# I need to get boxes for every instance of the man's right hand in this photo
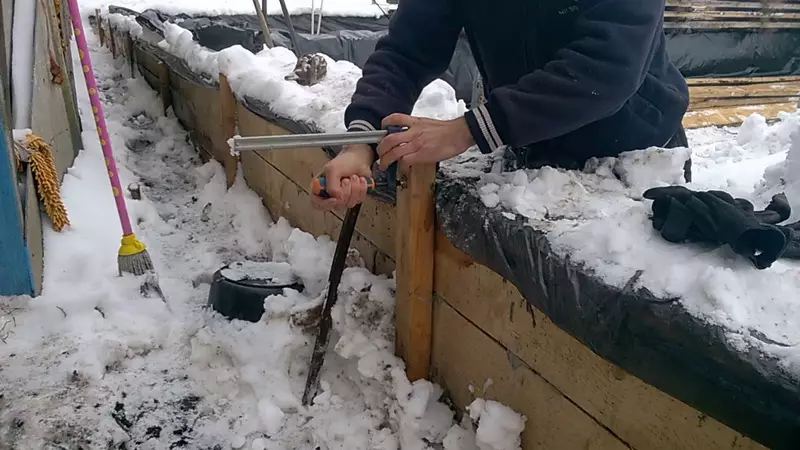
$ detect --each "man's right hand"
[311,144,374,211]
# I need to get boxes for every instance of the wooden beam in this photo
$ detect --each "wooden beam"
[156,61,171,115]
[218,74,239,187]
[690,81,800,101]
[433,299,632,450]
[665,1,800,12]
[665,20,800,28]
[432,234,767,450]
[395,164,436,382]
[96,9,104,46]
[686,76,800,86]
[683,101,799,128]
[107,18,116,57]
[689,96,800,111]
[665,10,800,20]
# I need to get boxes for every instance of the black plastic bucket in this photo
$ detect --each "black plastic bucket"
[207,261,304,322]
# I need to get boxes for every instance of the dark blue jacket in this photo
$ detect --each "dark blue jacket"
[344,0,690,161]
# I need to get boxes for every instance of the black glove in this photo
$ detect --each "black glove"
[643,186,790,269]
[781,220,800,259]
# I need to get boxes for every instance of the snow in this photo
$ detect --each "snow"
[220,261,297,285]
[82,0,396,18]
[97,14,466,133]
[444,109,800,374]
[0,17,523,450]
[11,0,37,129]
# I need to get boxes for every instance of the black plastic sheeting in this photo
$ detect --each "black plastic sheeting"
[115,7,488,104]
[667,30,800,78]
[117,6,800,105]
[435,176,800,450]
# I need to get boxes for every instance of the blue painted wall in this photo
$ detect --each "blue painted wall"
[0,92,34,296]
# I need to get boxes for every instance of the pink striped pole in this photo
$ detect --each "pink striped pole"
[66,1,134,236]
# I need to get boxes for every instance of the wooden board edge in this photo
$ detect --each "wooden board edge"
[432,230,767,450]
[432,297,631,450]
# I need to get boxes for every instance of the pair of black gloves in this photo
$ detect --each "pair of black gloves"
[643,186,800,269]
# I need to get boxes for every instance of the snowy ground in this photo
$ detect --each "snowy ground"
[443,112,800,375]
[0,18,524,450]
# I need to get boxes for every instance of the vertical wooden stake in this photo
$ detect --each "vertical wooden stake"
[126,35,135,78]
[107,19,116,57]
[156,61,171,114]
[96,9,105,46]
[395,164,436,382]
[219,74,239,187]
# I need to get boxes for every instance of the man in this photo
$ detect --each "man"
[312,0,690,210]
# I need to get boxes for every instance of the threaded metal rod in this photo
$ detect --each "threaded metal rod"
[232,130,389,152]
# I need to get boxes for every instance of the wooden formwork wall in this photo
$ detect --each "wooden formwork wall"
[99,20,773,450]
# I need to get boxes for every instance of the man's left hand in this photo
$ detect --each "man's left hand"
[376,114,475,172]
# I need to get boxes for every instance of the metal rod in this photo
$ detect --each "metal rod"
[277,0,302,56]
[252,0,275,48]
[233,130,388,151]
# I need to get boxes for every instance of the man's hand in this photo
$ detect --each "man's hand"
[310,144,374,211]
[376,114,475,172]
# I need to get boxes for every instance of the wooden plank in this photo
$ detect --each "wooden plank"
[236,104,397,261]
[432,232,767,450]
[689,95,800,110]
[686,76,800,86]
[665,10,800,20]
[218,74,239,187]
[107,18,117,57]
[96,9,104,46]
[665,20,800,28]
[666,1,800,11]
[690,81,800,102]
[395,164,436,382]
[239,151,395,276]
[432,298,631,450]
[156,61,171,114]
[683,101,799,128]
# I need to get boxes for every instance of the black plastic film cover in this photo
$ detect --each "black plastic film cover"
[111,6,800,107]
[666,30,800,78]
[434,175,800,450]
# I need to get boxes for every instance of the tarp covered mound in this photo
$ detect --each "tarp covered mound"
[434,169,800,450]
[120,7,800,105]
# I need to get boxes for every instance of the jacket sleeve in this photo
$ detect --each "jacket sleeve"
[343,0,462,134]
[464,0,666,154]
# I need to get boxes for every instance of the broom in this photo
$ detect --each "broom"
[65,1,164,299]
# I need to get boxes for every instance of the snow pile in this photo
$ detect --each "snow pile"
[220,261,297,285]
[106,12,144,39]
[0,20,523,449]
[446,110,800,372]
[212,41,466,133]
[82,0,396,18]
[96,9,466,133]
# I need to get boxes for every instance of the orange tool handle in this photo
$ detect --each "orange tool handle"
[312,176,376,198]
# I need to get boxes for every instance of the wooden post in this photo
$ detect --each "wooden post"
[394,164,436,381]
[126,35,135,78]
[107,19,116,57]
[219,73,239,187]
[96,9,105,46]
[156,61,171,114]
